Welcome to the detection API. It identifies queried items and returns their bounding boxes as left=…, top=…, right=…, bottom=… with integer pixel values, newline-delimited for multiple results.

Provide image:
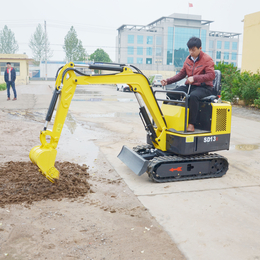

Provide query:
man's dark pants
left=6, top=81, right=17, bottom=99
left=167, top=85, right=213, bottom=125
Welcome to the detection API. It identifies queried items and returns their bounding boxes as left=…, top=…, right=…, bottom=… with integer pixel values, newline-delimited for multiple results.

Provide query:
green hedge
left=0, top=83, right=6, bottom=91
left=214, top=62, right=260, bottom=108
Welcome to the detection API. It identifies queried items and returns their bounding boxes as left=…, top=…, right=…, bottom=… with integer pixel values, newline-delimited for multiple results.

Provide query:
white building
left=116, top=13, right=240, bottom=73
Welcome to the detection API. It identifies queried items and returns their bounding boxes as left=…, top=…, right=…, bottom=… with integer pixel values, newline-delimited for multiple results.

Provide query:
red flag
left=189, top=3, right=193, bottom=7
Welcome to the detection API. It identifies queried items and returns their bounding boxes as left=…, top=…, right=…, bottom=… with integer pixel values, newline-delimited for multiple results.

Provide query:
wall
left=241, top=11, right=260, bottom=73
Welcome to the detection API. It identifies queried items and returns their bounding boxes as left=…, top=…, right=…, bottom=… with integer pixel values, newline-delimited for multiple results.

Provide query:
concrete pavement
left=70, top=84, right=260, bottom=260
left=0, top=81, right=54, bottom=110
left=1, top=82, right=260, bottom=260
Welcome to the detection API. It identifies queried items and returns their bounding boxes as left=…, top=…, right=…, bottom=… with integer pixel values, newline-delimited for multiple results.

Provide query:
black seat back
left=200, top=70, right=222, bottom=102
left=212, top=70, right=221, bottom=96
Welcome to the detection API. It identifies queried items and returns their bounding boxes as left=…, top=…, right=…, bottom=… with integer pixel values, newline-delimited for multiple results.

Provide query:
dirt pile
left=0, top=161, right=93, bottom=208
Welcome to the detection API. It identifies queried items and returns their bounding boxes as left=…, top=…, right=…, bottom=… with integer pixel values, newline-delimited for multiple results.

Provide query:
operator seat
left=200, top=70, right=222, bottom=102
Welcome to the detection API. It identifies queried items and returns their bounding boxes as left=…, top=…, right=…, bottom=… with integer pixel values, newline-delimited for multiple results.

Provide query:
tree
left=63, top=26, right=87, bottom=61
left=29, top=23, right=52, bottom=65
left=89, top=48, right=111, bottom=63
left=0, top=25, right=19, bottom=54
left=76, top=40, right=87, bottom=61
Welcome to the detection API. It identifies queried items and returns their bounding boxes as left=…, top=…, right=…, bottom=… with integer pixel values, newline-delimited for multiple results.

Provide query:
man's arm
left=166, top=66, right=187, bottom=85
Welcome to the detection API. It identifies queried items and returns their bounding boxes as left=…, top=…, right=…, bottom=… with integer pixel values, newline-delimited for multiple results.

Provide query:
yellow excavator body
left=29, top=62, right=231, bottom=183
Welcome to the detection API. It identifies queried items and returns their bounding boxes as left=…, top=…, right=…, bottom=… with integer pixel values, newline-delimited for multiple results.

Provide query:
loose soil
left=0, top=161, right=92, bottom=208
left=0, top=109, right=185, bottom=260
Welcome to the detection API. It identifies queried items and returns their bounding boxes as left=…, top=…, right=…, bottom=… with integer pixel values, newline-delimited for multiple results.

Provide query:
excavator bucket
left=29, top=145, right=59, bottom=183
left=117, top=145, right=149, bottom=176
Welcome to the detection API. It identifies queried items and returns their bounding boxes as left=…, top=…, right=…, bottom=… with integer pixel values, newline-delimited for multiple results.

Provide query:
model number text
left=204, top=136, right=218, bottom=143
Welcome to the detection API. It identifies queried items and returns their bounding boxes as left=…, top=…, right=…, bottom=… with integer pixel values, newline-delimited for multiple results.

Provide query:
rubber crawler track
left=133, top=145, right=229, bottom=183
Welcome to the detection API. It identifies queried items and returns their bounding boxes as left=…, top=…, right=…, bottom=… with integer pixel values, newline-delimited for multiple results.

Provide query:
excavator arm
left=29, top=62, right=167, bottom=182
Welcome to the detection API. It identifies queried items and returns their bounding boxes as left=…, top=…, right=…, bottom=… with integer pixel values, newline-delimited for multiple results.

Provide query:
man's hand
left=161, top=79, right=167, bottom=86
left=187, top=76, right=194, bottom=84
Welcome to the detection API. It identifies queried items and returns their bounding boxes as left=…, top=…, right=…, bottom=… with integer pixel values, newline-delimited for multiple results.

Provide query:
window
left=137, top=58, right=143, bottom=64
left=201, top=30, right=207, bottom=52
left=156, top=36, right=162, bottom=45
left=208, top=51, right=213, bottom=58
left=127, top=46, right=134, bottom=55
left=13, top=63, right=20, bottom=76
left=137, top=47, right=143, bottom=55
left=147, top=36, right=153, bottom=45
left=146, top=47, right=152, bottom=56
left=167, top=27, right=174, bottom=65
left=217, top=41, right=222, bottom=49
left=232, top=52, right=237, bottom=60
left=0, top=62, right=20, bottom=76
left=232, top=42, right=238, bottom=50
left=127, top=57, right=134, bottom=63
left=224, top=62, right=229, bottom=65
left=156, top=47, right=162, bottom=56
left=209, top=40, right=214, bottom=49
left=231, top=62, right=236, bottom=67
left=174, top=27, right=200, bottom=67
left=0, top=62, right=6, bottom=76
left=146, top=58, right=152, bottom=64
left=137, top=35, right=143, bottom=44
left=216, top=51, right=221, bottom=59
left=128, top=35, right=134, bottom=44
left=224, top=52, right=229, bottom=60
left=224, top=41, right=230, bottom=50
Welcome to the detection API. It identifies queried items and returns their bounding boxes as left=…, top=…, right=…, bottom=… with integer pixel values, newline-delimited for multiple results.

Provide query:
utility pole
left=44, top=20, right=47, bottom=80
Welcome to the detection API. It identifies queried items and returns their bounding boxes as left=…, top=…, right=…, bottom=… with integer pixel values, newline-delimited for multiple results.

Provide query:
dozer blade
left=117, top=145, right=149, bottom=176
left=29, top=145, right=60, bottom=183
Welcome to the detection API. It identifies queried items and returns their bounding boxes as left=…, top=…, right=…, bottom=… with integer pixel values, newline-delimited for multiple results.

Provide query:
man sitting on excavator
left=161, top=37, right=215, bottom=132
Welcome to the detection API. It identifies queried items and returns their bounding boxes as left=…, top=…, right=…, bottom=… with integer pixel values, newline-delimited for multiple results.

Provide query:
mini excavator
left=29, top=62, right=232, bottom=183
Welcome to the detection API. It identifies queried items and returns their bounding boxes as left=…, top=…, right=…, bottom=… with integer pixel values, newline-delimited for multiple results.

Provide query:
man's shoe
left=187, top=124, right=195, bottom=132
left=7, top=98, right=10, bottom=101
left=12, top=98, right=17, bottom=101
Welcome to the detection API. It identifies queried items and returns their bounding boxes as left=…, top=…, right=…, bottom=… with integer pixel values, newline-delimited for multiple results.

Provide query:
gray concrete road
left=1, top=82, right=260, bottom=260
left=70, top=84, right=260, bottom=260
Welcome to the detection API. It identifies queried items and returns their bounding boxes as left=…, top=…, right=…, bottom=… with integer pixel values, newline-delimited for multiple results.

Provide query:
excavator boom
left=29, top=62, right=166, bottom=182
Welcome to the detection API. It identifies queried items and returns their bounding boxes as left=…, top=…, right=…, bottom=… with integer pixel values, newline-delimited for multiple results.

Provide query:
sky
left=0, top=0, right=260, bottom=67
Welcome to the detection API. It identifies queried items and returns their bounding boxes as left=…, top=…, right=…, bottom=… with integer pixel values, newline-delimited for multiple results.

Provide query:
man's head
left=187, top=37, right=202, bottom=59
left=6, top=62, right=11, bottom=69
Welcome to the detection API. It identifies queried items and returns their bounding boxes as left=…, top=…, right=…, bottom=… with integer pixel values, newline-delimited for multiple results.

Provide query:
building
left=0, top=54, right=32, bottom=85
left=116, top=13, right=240, bottom=76
left=241, top=11, right=260, bottom=73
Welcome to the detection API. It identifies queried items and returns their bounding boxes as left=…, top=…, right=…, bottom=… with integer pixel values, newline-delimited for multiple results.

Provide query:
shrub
left=214, top=62, right=260, bottom=107
left=240, top=72, right=260, bottom=106
left=214, top=62, right=240, bottom=102
left=254, top=87, right=260, bottom=108
left=0, top=83, right=6, bottom=91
